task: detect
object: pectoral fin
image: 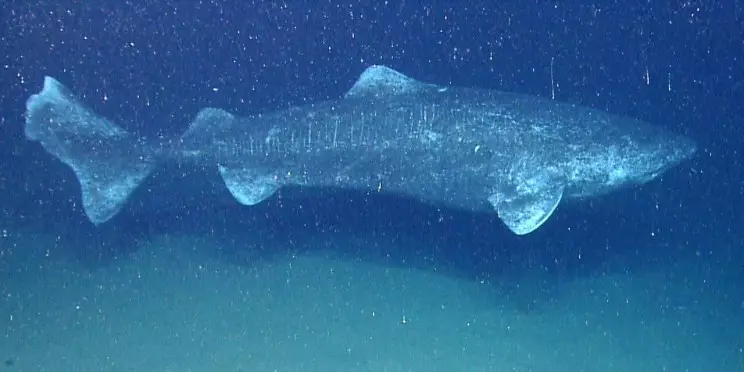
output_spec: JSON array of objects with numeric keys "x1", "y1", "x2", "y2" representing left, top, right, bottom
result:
[{"x1": 489, "y1": 177, "x2": 564, "y2": 235}]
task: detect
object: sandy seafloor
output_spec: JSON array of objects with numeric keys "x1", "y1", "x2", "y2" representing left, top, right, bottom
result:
[{"x1": 1, "y1": 227, "x2": 742, "y2": 372}]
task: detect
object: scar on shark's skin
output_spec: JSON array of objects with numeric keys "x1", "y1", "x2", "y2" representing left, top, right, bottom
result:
[{"x1": 25, "y1": 66, "x2": 696, "y2": 234}]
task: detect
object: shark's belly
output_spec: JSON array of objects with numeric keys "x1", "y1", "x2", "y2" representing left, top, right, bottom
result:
[{"x1": 283, "y1": 144, "x2": 496, "y2": 212}]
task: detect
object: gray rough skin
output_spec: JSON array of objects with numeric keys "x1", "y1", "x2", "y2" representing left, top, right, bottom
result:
[
  {"x1": 178, "y1": 66, "x2": 696, "y2": 234},
  {"x1": 25, "y1": 66, "x2": 696, "y2": 234}
]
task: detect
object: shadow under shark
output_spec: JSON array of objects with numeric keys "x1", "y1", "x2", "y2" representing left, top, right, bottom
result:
[{"x1": 24, "y1": 66, "x2": 696, "y2": 234}]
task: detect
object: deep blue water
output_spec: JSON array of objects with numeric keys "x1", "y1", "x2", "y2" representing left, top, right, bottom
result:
[{"x1": 0, "y1": 1, "x2": 742, "y2": 280}]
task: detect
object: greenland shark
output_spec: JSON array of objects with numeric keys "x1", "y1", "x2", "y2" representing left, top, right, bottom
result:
[{"x1": 24, "y1": 66, "x2": 696, "y2": 234}]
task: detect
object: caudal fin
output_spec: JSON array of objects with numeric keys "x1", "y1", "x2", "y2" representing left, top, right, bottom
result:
[{"x1": 25, "y1": 77, "x2": 155, "y2": 224}]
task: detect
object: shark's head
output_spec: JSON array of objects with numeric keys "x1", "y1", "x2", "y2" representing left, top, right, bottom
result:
[
  {"x1": 490, "y1": 103, "x2": 697, "y2": 235},
  {"x1": 565, "y1": 118, "x2": 697, "y2": 198},
  {"x1": 630, "y1": 130, "x2": 697, "y2": 183}
]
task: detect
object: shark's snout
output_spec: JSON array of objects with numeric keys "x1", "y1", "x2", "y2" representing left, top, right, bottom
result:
[{"x1": 670, "y1": 134, "x2": 697, "y2": 164}]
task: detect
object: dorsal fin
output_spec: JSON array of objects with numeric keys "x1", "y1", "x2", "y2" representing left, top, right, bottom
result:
[{"x1": 345, "y1": 65, "x2": 431, "y2": 97}]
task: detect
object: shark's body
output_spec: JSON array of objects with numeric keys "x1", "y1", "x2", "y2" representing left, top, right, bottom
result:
[{"x1": 25, "y1": 66, "x2": 696, "y2": 234}]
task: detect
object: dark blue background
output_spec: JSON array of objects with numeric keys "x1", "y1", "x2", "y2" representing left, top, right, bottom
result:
[{"x1": 0, "y1": 1, "x2": 741, "y2": 277}]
